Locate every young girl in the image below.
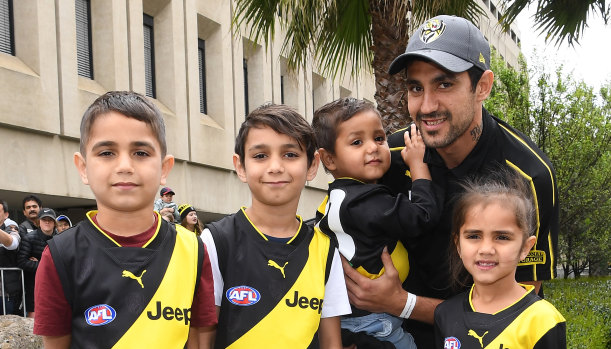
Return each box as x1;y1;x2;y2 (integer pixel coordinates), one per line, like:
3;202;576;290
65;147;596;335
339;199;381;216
178;204;202;235
434;172;566;349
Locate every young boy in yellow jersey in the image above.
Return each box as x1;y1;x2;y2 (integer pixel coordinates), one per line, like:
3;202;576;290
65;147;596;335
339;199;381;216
201;104;350;348
33;91;217;348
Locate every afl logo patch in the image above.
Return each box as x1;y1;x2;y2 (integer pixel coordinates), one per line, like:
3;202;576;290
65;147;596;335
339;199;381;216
444;336;461;349
420;19;446;43
85;304;116;326
226;286;261;306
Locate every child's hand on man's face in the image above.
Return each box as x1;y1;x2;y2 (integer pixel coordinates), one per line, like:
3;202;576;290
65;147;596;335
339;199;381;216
401;124;425;168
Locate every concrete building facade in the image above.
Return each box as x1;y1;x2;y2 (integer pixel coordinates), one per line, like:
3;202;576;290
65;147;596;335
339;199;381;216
477;0;523;69
0;0;519;224
0;0;376;223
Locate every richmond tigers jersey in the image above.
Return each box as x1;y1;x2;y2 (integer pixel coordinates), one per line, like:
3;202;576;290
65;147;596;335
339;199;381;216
434;285;566;349
47;211;203;349
203;208;350;349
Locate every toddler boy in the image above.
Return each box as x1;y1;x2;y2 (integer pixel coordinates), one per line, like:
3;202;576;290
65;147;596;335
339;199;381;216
312;98;441;348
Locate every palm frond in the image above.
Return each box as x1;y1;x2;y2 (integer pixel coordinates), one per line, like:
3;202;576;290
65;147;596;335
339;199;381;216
500;0;610;46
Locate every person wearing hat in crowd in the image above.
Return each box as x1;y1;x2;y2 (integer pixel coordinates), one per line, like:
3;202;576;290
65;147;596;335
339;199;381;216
178;204;201;235
56;215;73;233
17;207;58;317
153;187;180;222
341;15;559;347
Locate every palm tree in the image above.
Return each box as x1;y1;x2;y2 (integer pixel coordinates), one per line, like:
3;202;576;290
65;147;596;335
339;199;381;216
233;0;609;130
500;0;610;46
233;0;484;131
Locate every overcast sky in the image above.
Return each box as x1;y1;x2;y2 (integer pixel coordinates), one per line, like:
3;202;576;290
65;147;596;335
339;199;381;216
517;7;611;90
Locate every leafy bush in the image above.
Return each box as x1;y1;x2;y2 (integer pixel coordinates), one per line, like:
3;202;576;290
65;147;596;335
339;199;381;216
545;277;611;348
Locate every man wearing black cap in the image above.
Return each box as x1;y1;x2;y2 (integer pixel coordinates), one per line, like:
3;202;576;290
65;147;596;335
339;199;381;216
153;187;180;222
17;208;58;317
342;15;559;347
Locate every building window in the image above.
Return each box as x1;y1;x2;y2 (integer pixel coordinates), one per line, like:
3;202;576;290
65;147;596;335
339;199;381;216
143;14;155;98
243;58;249;115
280;75;285;104
75;0;93;78
198;39;207;114
0;0;14;55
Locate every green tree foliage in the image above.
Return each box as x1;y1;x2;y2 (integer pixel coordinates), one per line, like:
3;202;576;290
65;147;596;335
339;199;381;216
485;53;611;278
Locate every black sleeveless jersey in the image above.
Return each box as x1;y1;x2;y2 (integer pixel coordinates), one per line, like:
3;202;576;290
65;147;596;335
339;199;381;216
434;285;566;349
206;209;337;348
48;211;203;348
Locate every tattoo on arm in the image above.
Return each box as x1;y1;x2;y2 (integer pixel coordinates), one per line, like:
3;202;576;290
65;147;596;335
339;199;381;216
470;124;482;142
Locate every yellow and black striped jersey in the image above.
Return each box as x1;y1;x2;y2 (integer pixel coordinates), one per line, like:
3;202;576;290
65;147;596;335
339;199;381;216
203;208;350;349
47;211;203;348
434;284;566;348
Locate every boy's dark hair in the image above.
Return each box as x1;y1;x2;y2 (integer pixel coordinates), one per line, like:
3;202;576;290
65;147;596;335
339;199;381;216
79;91;167;157
22;194;42;210
235;103;317;167
449;168;536;291
312;97;379;154
312;98;379;172
1;200;8;213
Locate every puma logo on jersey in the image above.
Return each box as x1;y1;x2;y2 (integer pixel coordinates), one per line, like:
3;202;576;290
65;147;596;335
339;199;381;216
122;269;146;288
268;259;288;278
468;329;488;348
285;290;323;314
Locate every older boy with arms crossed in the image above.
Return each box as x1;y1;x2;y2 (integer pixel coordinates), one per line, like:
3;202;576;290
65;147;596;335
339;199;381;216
201;104;350;348
33;91;217;348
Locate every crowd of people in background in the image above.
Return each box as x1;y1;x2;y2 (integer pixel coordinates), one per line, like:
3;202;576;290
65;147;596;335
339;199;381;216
0;195;72;316
0;189;202;317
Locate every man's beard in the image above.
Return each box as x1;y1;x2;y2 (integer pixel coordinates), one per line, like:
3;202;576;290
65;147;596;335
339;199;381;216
416;110;473;149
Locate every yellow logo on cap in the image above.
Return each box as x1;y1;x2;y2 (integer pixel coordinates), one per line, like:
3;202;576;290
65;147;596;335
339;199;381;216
420;19;446;44
479;52;486;64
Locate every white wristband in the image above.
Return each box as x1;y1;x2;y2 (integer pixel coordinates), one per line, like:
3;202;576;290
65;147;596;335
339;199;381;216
399;292;417;319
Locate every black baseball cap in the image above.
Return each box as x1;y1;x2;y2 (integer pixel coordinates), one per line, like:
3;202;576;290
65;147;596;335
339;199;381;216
160;187;175;196
388;15;491;74
38;208;57;220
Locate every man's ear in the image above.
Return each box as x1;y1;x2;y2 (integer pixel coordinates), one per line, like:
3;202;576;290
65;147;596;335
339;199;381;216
520;236;537;261
159;155;175;186
318;148;336;171
233;154;247;183
306;151;320;181
74;152;89;185
476;70;494;102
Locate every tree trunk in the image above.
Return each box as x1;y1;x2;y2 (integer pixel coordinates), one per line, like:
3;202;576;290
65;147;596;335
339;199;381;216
369;0;412;133
562;263;570;279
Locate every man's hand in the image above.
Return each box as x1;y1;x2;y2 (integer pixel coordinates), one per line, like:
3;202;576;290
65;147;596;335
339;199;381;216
342;248;407;316
342;248;442;324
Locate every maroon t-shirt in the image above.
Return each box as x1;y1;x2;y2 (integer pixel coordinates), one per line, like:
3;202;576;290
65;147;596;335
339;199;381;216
33;214;217;336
